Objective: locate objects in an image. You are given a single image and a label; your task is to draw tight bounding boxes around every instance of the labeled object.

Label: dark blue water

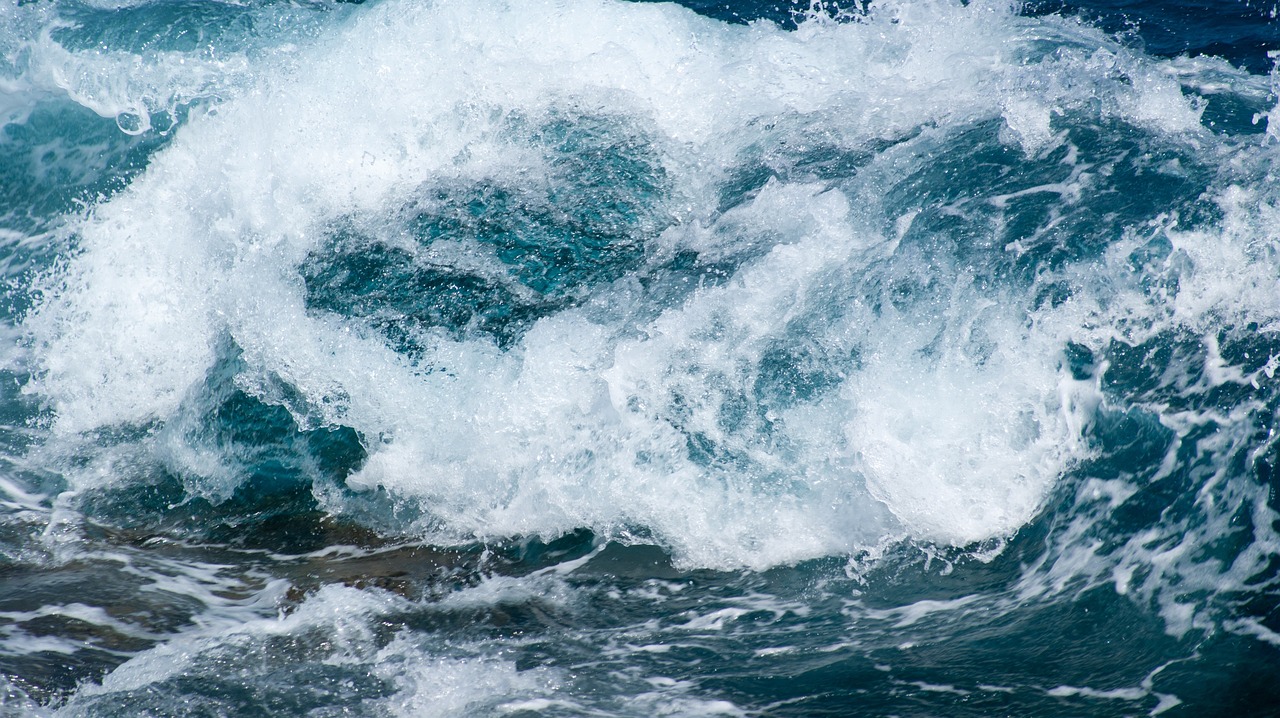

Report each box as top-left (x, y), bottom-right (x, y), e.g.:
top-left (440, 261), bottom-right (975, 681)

top-left (2, 0), bottom-right (1279, 715)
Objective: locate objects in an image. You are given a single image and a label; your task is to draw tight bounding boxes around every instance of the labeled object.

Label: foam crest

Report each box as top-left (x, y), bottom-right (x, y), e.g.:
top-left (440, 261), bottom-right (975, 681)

top-left (849, 329), bottom-right (1088, 545)
top-left (28, 0), bottom-right (1269, 570)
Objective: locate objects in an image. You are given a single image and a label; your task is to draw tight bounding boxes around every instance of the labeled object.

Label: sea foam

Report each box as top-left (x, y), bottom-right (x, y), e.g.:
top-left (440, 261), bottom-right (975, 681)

top-left (23, 0), bottom-right (1270, 570)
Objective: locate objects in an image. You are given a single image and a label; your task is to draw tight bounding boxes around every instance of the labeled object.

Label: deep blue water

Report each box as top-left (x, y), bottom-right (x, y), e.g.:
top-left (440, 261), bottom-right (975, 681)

top-left (1, 0), bottom-right (1280, 715)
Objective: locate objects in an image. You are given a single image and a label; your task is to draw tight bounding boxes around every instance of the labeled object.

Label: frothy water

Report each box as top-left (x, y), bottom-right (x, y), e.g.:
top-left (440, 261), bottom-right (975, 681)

top-left (23, 0), bottom-right (1102, 565)
top-left (3, 0), bottom-right (1280, 714)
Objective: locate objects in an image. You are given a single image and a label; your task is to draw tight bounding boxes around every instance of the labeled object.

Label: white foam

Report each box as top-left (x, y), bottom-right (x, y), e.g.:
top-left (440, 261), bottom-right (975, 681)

top-left (848, 317), bottom-right (1087, 545)
top-left (40, 582), bottom-right (566, 717)
top-left (72, 583), bottom-right (392, 699)
top-left (30, 0), bottom-right (1272, 570)
top-left (372, 639), bottom-right (562, 718)
top-left (1001, 97), bottom-right (1058, 156)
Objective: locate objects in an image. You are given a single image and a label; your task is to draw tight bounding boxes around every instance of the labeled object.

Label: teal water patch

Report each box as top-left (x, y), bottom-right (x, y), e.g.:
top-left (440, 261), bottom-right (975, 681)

top-left (0, 101), bottom-right (175, 236)
top-left (63, 341), bottom-right (367, 551)
top-left (303, 110), bottom-right (672, 353)
top-left (715, 123), bottom-right (909, 214)
top-left (881, 116), bottom-right (1219, 290)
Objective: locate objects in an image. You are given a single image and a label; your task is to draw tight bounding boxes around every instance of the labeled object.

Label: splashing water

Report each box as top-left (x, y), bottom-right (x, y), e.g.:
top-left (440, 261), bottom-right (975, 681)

top-left (2, 0), bottom-right (1279, 714)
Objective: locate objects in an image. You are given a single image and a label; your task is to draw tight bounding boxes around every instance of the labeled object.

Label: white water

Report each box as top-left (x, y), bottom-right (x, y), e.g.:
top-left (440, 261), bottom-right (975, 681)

top-left (17, 0), bottom-right (1280, 572)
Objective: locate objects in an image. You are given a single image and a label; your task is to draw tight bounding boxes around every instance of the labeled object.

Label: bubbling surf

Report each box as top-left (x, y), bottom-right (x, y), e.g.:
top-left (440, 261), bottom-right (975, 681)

top-left (21, 0), bottom-right (1113, 568)
top-left (5, 0), bottom-right (1280, 714)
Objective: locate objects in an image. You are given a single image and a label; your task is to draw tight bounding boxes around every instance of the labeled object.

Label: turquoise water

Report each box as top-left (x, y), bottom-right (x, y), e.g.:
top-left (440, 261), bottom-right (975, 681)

top-left (1, 0), bottom-right (1279, 714)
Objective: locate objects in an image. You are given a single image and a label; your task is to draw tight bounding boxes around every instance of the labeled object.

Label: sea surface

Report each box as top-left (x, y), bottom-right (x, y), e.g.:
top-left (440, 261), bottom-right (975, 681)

top-left (1, 0), bottom-right (1279, 715)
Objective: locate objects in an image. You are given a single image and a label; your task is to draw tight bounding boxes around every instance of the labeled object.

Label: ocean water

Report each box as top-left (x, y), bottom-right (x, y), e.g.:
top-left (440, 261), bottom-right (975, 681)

top-left (1, 0), bottom-right (1279, 714)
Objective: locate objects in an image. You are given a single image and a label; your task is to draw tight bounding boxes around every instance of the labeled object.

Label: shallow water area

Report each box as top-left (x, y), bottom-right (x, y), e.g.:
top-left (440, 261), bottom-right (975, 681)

top-left (2, 0), bottom-right (1280, 715)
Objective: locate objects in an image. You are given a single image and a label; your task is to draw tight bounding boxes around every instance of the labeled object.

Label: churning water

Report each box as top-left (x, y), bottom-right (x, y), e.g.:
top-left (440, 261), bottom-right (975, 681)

top-left (1, 0), bottom-right (1279, 714)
